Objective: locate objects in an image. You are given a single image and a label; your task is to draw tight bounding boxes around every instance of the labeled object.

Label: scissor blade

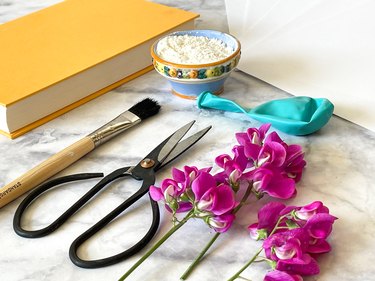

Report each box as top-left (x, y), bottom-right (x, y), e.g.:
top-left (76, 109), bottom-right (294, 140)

top-left (159, 125), bottom-right (212, 169)
top-left (157, 120), bottom-right (196, 163)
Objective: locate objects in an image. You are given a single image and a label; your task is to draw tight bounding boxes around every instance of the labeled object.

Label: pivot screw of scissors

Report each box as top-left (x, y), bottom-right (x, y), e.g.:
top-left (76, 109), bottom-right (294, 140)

top-left (141, 158), bottom-right (155, 169)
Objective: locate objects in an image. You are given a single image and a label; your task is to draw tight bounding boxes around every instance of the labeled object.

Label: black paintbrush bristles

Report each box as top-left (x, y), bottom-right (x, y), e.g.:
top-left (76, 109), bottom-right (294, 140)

top-left (128, 98), bottom-right (161, 120)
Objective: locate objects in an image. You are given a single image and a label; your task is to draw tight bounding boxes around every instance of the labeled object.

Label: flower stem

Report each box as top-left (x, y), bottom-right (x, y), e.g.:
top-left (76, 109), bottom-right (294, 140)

top-left (180, 232), bottom-right (220, 280)
top-left (226, 212), bottom-right (291, 281)
top-left (233, 181), bottom-right (253, 214)
top-left (180, 182), bottom-right (254, 280)
top-left (226, 247), bottom-right (263, 281)
top-left (269, 214), bottom-right (288, 236)
top-left (118, 211), bottom-right (194, 281)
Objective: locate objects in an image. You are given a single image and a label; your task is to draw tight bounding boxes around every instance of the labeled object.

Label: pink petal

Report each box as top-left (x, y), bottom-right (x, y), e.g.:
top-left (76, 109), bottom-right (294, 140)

top-left (257, 202), bottom-right (286, 230)
top-left (307, 239), bottom-right (331, 254)
top-left (213, 171), bottom-right (227, 184)
top-left (252, 167), bottom-right (273, 192)
top-left (276, 254), bottom-right (320, 276)
top-left (211, 184), bottom-right (236, 215)
top-left (295, 201), bottom-right (327, 221)
top-left (192, 172), bottom-right (216, 201)
top-left (246, 128), bottom-right (262, 145)
top-left (149, 185), bottom-right (163, 201)
top-left (265, 131), bottom-right (284, 145)
top-left (259, 123), bottom-right (272, 140)
top-left (244, 142), bottom-right (262, 160)
top-left (263, 229), bottom-right (310, 260)
top-left (264, 270), bottom-right (303, 281)
top-left (235, 132), bottom-right (249, 146)
top-left (304, 213), bottom-right (337, 239)
top-left (285, 145), bottom-right (304, 163)
top-left (160, 179), bottom-right (180, 197)
top-left (301, 201), bottom-right (329, 213)
top-left (232, 145), bottom-right (248, 171)
top-left (215, 154), bottom-right (232, 168)
top-left (265, 176), bottom-right (296, 199)
top-left (280, 205), bottom-right (297, 216)
top-left (274, 239), bottom-right (301, 260)
top-left (172, 167), bottom-right (185, 183)
top-left (176, 202), bottom-right (193, 213)
top-left (261, 142), bottom-right (287, 167)
top-left (200, 167), bottom-right (213, 173)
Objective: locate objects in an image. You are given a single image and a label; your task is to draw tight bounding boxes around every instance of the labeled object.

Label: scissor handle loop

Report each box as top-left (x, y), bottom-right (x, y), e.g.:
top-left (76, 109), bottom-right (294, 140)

top-left (13, 173), bottom-right (105, 238)
top-left (69, 167), bottom-right (160, 268)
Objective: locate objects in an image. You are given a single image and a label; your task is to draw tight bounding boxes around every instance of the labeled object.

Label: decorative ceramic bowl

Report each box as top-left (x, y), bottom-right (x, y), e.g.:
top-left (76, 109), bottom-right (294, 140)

top-left (151, 30), bottom-right (241, 99)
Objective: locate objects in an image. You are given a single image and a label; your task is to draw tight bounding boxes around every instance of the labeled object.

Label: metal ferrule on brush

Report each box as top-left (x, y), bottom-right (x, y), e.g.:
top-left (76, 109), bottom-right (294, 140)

top-left (87, 111), bottom-right (141, 147)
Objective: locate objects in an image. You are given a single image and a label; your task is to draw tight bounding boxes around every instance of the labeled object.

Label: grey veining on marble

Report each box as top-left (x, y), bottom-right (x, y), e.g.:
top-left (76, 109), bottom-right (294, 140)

top-left (1, 1), bottom-right (375, 281)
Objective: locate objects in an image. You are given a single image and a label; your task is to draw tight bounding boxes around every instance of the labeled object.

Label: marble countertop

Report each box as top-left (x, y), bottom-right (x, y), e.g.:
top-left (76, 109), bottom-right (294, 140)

top-left (1, 1), bottom-right (375, 281)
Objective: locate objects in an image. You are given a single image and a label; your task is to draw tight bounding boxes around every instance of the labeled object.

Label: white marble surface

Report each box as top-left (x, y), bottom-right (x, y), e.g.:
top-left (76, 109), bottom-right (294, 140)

top-left (1, 1), bottom-right (375, 281)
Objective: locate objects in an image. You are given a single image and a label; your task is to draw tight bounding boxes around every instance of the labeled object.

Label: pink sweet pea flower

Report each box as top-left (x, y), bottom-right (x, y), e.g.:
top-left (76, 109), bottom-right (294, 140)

top-left (214, 146), bottom-right (248, 187)
top-left (248, 202), bottom-right (286, 240)
top-left (252, 168), bottom-right (296, 199)
top-left (217, 145), bottom-right (248, 172)
top-left (263, 134), bottom-right (306, 183)
top-left (149, 179), bottom-right (182, 202)
top-left (196, 184), bottom-right (237, 216)
top-left (207, 213), bottom-right (235, 233)
top-left (236, 123), bottom-right (271, 146)
top-left (294, 201), bottom-right (329, 221)
top-left (215, 153), bottom-right (232, 169)
top-left (238, 200), bottom-right (336, 281)
top-left (264, 270), bottom-right (303, 281)
top-left (190, 171), bottom-right (237, 233)
top-left (149, 178), bottom-right (193, 213)
top-left (241, 137), bottom-right (287, 168)
top-left (263, 229), bottom-right (310, 262)
top-left (235, 124), bottom-right (272, 164)
top-left (217, 125), bottom-right (305, 202)
top-left (192, 172), bottom-right (237, 216)
top-left (172, 165), bottom-right (212, 192)
top-left (280, 201), bottom-right (336, 235)
top-left (257, 141), bottom-right (287, 168)
top-left (150, 166), bottom-right (213, 213)
top-left (214, 153), bottom-right (244, 187)
top-left (263, 229), bottom-right (320, 276)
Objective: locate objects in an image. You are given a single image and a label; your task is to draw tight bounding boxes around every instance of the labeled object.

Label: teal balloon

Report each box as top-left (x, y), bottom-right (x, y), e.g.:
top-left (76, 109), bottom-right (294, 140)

top-left (197, 91), bottom-right (334, 135)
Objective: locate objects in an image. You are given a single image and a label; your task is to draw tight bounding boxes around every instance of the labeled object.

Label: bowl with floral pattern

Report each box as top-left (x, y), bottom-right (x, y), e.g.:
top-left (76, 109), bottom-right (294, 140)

top-left (151, 30), bottom-right (241, 100)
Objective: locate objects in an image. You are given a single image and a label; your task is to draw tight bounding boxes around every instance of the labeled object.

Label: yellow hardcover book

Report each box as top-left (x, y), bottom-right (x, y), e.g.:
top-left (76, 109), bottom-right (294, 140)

top-left (0, 0), bottom-right (198, 139)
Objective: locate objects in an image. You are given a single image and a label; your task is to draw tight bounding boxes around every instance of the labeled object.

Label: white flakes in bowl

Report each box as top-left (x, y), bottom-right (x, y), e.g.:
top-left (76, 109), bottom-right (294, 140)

top-left (156, 34), bottom-right (234, 64)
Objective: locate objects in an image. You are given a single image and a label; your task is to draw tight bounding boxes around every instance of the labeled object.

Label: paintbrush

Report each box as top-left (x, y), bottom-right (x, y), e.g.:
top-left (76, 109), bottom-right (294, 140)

top-left (0, 98), bottom-right (160, 208)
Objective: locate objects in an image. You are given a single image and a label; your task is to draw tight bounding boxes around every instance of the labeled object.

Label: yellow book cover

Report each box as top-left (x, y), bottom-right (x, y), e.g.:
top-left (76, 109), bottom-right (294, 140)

top-left (0, 0), bottom-right (198, 139)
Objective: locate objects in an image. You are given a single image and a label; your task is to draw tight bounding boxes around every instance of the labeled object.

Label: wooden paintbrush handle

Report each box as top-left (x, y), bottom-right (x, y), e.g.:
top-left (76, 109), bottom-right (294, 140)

top-left (0, 137), bottom-right (95, 208)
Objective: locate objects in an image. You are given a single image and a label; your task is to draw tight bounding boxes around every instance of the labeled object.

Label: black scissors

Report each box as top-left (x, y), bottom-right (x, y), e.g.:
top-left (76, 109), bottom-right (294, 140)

top-left (13, 120), bottom-right (211, 268)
